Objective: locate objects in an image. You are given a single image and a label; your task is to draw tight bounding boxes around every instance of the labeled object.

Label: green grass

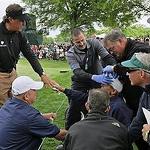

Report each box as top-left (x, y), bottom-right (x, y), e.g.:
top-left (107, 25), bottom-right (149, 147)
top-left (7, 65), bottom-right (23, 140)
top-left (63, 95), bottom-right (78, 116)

top-left (17, 58), bottom-right (138, 150)
top-left (17, 58), bottom-right (71, 150)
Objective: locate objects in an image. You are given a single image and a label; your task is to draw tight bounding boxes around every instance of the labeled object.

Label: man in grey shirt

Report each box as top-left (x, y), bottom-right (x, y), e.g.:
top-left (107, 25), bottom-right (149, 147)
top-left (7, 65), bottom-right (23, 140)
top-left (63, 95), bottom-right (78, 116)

top-left (66, 28), bottom-right (116, 129)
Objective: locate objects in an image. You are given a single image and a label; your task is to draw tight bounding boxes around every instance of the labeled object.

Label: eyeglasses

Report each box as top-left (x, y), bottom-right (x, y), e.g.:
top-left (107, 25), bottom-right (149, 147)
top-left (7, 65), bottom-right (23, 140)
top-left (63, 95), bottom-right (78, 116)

top-left (127, 69), bottom-right (139, 73)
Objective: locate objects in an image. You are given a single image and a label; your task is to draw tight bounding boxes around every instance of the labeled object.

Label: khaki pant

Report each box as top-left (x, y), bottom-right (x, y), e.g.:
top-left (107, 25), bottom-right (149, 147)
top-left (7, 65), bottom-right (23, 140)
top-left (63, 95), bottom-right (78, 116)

top-left (0, 69), bottom-right (17, 106)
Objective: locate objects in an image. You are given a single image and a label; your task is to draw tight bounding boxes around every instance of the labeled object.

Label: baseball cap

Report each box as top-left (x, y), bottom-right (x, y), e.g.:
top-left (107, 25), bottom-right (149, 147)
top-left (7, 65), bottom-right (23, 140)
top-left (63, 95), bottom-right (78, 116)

top-left (6, 4), bottom-right (29, 21)
top-left (121, 53), bottom-right (150, 72)
top-left (12, 76), bottom-right (44, 96)
top-left (110, 78), bottom-right (123, 93)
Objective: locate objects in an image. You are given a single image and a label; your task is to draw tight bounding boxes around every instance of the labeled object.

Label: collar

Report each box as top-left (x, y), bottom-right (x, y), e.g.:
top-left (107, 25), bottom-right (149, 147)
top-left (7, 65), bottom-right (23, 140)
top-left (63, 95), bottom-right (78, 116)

top-left (11, 97), bottom-right (29, 105)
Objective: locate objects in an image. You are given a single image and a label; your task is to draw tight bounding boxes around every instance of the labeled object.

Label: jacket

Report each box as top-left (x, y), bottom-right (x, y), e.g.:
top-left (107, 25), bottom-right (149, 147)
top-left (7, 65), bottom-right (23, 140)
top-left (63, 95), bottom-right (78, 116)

top-left (129, 84), bottom-right (150, 144)
top-left (0, 22), bottom-right (43, 75)
top-left (67, 38), bottom-right (116, 90)
top-left (64, 112), bottom-right (131, 150)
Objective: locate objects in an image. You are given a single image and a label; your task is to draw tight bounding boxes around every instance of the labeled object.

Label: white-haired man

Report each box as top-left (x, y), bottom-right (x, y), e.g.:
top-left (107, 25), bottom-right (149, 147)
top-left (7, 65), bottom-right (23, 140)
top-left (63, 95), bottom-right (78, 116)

top-left (120, 52), bottom-right (150, 148)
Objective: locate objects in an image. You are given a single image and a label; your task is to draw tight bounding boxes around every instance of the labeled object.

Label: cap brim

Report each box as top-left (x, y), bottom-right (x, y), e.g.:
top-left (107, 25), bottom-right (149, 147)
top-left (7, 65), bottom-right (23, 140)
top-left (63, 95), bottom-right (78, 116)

top-left (15, 14), bottom-right (30, 21)
top-left (31, 81), bottom-right (44, 90)
top-left (121, 60), bottom-right (138, 69)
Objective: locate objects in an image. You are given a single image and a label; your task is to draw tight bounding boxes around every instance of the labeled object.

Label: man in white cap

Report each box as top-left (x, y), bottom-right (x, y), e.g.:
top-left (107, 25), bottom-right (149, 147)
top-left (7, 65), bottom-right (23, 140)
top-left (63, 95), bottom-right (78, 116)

top-left (0, 76), bottom-right (67, 150)
top-left (101, 77), bottom-right (133, 127)
top-left (53, 75), bottom-right (132, 127)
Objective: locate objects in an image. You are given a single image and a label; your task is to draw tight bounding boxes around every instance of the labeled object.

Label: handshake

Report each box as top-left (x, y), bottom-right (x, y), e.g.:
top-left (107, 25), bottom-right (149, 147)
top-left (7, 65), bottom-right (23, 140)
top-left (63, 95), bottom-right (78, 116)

top-left (91, 65), bottom-right (118, 84)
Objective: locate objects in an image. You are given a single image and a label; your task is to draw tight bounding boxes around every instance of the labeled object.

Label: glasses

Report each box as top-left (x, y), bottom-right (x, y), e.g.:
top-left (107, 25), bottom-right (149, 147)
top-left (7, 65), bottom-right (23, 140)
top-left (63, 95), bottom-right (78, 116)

top-left (127, 69), bottom-right (139, 73)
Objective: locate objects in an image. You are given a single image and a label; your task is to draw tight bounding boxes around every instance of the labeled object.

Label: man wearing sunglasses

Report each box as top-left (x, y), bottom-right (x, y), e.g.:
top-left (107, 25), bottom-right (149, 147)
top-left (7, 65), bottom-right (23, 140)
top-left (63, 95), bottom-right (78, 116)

top-left (121, 52), bottom-right (150, 149)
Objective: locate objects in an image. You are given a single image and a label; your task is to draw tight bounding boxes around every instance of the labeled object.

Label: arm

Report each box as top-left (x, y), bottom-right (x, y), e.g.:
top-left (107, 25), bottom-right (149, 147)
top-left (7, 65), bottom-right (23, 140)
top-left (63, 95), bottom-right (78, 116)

top-left (19, 33), bottom-right (57, 87)
top-left (66, 49), bottom-right (92, 81)
top-left (93, 39), bottom-right (116, 65)
top-left (52, 83), bottom-right (88, 103)
top-left (28, 109), bottom-right (62, 139)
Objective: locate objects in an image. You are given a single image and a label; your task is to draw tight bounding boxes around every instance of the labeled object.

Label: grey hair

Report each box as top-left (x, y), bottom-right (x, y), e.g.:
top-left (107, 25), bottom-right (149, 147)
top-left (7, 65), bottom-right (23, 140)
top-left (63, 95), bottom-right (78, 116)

top-left (88, 89), bottom-right (110, 112)
top-left (103, 29), bottom-right (126, 46)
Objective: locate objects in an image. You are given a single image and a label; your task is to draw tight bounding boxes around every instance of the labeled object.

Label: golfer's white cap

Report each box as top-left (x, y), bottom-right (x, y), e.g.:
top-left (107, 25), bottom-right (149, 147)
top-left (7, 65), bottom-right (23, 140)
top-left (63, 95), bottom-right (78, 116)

top-left (12, 76), bottom-right (43, 95)
top-left (110, 78), bottom-right (123, 93)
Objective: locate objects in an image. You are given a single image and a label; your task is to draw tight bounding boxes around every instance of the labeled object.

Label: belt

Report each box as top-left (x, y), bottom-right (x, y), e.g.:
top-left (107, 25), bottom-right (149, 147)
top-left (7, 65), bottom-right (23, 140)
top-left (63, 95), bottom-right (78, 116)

top-left (0, 68), bottom-right (13, 73)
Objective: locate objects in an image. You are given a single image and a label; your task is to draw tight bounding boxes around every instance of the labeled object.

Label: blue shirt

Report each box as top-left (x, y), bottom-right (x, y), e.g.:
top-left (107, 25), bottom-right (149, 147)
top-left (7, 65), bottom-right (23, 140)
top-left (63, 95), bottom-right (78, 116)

top-left (0, 97), bottom-right (60, 150)
top-left (108, 96), bottom-right (133, 127)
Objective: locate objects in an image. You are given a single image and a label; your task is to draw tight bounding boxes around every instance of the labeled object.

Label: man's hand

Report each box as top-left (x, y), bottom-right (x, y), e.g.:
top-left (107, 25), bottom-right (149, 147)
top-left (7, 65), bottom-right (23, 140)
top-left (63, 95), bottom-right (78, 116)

top-left (52, 84), bottom-right (65, 93)
top-left (40, 74), bottom-right (58, 88)
top-left (142, 124), bottom-right (150, 141)
top-left (55, 129), bottom-right (68, 141)
top-left (42, 113), bottom-right (57, 121)
top-left (103, 65), bottom-right (114, 74)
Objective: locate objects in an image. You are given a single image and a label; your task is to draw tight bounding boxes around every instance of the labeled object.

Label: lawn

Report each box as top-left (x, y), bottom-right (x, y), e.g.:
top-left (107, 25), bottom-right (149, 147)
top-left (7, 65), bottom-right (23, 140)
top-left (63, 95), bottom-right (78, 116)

top-left (17, 58), bottom-right (138, 150)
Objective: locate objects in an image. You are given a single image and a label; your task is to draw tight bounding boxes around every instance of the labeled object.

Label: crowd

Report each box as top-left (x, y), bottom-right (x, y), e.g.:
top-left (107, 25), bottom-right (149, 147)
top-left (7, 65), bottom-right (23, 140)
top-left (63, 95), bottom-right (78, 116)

top-left (30, 43), bottom-right (71, 60)
top-left (0, 3), bottom-right (150, 150)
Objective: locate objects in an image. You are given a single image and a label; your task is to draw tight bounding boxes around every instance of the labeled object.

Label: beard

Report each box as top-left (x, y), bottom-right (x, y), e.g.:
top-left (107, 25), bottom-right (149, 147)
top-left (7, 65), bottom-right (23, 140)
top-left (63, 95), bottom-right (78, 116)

top-left (75, 41), bottom-right (87, 50)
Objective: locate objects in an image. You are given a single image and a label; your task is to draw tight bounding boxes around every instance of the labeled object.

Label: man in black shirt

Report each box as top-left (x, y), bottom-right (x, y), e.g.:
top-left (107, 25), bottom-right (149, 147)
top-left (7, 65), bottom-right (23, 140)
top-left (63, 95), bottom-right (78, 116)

top-left (0, 4), bottom-right (56, 106)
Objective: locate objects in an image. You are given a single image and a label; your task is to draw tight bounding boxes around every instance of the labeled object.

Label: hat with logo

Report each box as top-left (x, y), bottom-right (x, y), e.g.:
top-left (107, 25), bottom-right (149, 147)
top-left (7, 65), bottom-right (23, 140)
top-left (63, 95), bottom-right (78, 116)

top-left (6, 4), bottom-right (29, 21)
top-left (121, 53), bottom-right (150, 72)
top-left (12, 76), bottom-right (43, 96)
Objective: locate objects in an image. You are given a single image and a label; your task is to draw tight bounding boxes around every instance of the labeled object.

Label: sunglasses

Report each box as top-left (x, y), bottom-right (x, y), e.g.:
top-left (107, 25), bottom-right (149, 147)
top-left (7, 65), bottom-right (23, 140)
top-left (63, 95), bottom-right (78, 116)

top-left (127, 69), bottom-right (139, 73)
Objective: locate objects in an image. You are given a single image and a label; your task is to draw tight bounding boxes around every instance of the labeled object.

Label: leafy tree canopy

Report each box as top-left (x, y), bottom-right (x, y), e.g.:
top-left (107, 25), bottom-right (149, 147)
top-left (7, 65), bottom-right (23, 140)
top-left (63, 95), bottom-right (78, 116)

top-left (23, 0), bottom-right (150, 32)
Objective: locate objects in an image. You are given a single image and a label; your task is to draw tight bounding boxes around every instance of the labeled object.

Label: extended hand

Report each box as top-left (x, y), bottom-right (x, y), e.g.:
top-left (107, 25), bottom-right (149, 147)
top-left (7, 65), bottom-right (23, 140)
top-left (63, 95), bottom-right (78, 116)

top-left (41, 74), bottom-right (58, 88)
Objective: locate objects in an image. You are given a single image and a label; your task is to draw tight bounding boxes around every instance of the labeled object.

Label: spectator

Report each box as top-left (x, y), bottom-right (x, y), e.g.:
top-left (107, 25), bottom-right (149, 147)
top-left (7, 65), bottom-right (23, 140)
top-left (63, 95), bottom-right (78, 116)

top-left (0, 4), bottom-right (57, 106)
top-left (0, 76), bottom-right (67, 150)
top-left (120, 52), bottom-right (150, 149)
top-left (63, 89), bottom-right (131, 150)
top-left (103, 30), bottom-right (150, 149)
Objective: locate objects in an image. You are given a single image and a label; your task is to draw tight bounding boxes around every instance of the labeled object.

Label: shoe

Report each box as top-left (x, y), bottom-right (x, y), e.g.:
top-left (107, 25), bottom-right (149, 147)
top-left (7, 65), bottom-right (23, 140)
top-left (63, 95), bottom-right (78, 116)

top-left (56, 144), bottom-right (64, 150)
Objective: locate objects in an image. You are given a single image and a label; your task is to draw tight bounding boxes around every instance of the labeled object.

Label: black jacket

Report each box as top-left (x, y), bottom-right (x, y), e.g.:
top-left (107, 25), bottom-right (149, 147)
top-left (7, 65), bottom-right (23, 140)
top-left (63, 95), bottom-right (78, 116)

top-left (64, 112), bottom-right (131, 150)
top-left (0, 22), bottom-right (43, 75)
top-left (117, 39), bottom-right (150, 116)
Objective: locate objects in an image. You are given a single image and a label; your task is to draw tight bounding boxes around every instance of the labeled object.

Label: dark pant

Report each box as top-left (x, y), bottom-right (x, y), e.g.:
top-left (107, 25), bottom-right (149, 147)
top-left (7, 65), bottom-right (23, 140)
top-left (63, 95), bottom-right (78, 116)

top-left (65, 80), bottom-right (100, 129)
top-left (66, 99), bottom-right (87, 130)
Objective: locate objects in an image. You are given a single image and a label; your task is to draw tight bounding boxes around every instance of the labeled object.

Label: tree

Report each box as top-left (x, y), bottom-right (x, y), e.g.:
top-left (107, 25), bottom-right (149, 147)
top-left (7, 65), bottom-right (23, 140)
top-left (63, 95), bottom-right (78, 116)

top-left (23, 0), bottom-right (149, 32)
